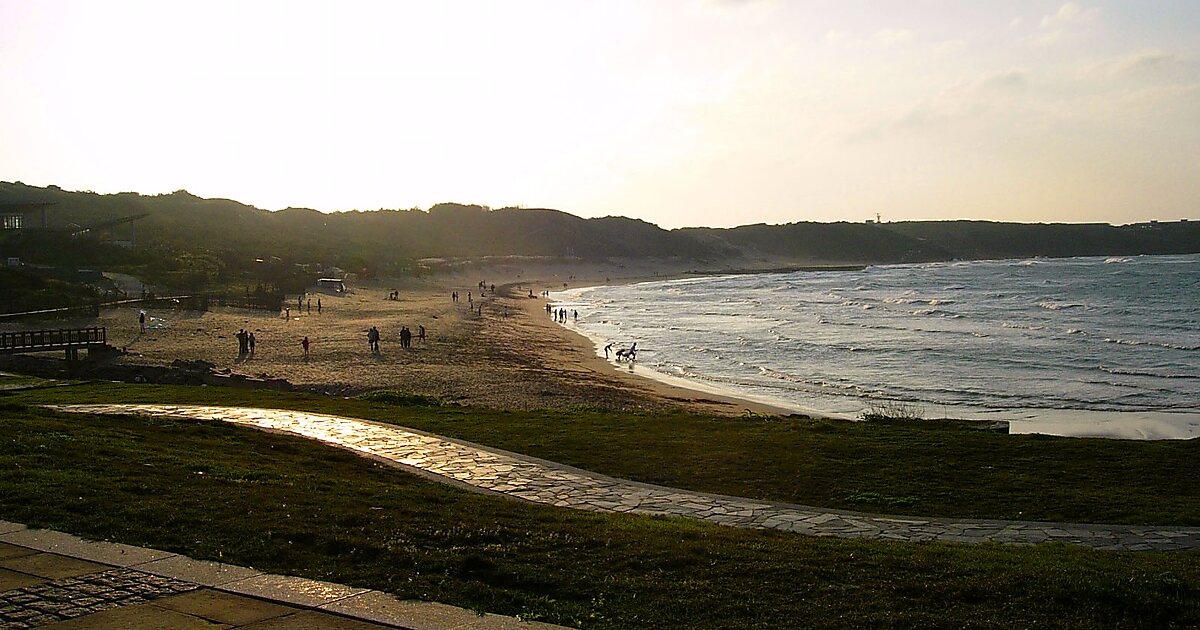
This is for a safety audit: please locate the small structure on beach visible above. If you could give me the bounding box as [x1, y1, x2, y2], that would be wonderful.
[316, 278, 346, 293]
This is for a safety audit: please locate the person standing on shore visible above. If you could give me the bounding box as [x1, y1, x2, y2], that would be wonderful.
[139, 311, 146, 333]
[317, 297, 322, 313]
[248, 332, 256, 355]
[418, 324, 425, 343]
[604, 342, 612, 359]
[301, 336, 310, 359]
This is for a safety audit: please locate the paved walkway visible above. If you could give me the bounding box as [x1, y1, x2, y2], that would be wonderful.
[53, 404, 1200, 552]
[0, 520, 564, 629]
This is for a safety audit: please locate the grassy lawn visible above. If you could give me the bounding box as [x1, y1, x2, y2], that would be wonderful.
[0, 402, 1196, 628]
[0, 373, 51, 390]
[8, 382, 1200, 525]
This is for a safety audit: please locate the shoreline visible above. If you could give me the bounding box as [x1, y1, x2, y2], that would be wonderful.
[4, 257, 1194, 436]
[541, 270, 1200, 440]
[499, 277, 808, 418]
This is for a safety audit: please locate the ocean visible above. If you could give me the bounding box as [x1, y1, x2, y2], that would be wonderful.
[551, 254, 1200, 439]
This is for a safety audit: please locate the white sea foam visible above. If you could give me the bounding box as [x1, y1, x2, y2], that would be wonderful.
[554, 254, 1200, 439]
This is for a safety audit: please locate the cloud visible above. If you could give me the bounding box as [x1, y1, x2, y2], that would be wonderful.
[1040, 2, 1098, 29]
[824, 28, 915, 49]
[846, 68, 1032, 142]
[934, 39, 967, 55]
[874, 28, 914, 46]
[1086, 50, 1183, 79]
[1034, 2, 1099, 45]
[824, 29, 852, 45]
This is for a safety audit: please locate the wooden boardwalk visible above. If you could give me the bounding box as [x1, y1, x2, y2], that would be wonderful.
[0, 327, 108, 360]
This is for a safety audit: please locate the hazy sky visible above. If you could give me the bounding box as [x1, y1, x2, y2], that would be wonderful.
[2, 1, 1197, 228]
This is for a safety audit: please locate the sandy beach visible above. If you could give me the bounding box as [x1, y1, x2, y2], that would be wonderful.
[1, 261, 800, 417]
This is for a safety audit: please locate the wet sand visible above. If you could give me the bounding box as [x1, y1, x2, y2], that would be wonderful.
[2, 263, 800, 416]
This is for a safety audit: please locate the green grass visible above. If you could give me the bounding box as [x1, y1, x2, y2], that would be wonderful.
[8, 382, 1199, 525]
[0, 402, 1196, 628]
[0, 374, 48, 390]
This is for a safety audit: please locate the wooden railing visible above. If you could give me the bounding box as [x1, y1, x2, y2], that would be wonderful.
[0, 327, 106, 354]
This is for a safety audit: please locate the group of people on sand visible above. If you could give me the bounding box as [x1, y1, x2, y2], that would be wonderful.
[236, 329, 256, 357]
[366, 323, 425, 353]
[604, 341, 637, 362]
[546, 305, 577, 323]
[284, 295, 322, 319]
[296, 294, 321, 313]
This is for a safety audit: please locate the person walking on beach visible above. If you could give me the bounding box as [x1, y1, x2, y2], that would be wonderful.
[139, 310, 146, 333]
[417, 324, 425, 343]
[317, 297, 322, 313]
[301, 336, 310, 359]
[604, 342, 613, 359]
[248, 332, 256, 355]
[236, 329, 247, 356]
[307, 299, 311, 313]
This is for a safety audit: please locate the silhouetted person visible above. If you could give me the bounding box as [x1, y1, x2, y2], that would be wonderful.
[302, 336, 310, 359]
[418, 325, 425, 342]
[317, 298, 322, 313]
[307, 299, 311, 313]
[248, 332, 256, 355]
[139, 311, 146, 333]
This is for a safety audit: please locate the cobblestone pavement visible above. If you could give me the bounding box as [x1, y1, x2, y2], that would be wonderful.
[0, 568, 197, 628]
[54, 404, 1200, 552]
[0, 522, 567, 629]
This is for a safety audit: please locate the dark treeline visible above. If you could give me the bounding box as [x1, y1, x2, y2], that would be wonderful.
[2, 183, 1197, 288]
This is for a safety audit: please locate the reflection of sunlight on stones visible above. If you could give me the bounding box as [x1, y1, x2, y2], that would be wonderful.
[45, 404, 1200, 552]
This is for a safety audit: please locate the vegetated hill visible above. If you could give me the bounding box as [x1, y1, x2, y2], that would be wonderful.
[681, 222, 954, 264]
[2, 183, 1197, 276]
[884, 220, 1200, 259]
[0, 184, 718, 268]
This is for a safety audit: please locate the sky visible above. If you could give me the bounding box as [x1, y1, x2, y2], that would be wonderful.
[1, 1, 1197, 228]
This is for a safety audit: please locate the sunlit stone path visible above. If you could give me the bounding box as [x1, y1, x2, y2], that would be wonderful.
[52, 404, 1200, 552]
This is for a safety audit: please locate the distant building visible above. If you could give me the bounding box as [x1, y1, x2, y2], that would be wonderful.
[1, 202, 53, 230]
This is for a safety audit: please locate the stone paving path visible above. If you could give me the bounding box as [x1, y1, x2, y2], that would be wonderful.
[53, 404, 1200, 552]
[0, 520, 566, 629]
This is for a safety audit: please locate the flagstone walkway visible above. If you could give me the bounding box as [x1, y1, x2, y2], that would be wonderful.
[52, 404, 1200, 552]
